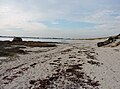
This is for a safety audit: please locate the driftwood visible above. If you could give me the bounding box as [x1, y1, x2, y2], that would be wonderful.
[97, 34, 120, 47]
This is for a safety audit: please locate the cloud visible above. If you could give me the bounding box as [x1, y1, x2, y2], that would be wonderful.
[0, 0, 120, 38]
[0, 5, 47, 35]
[84, 10, 120, 37]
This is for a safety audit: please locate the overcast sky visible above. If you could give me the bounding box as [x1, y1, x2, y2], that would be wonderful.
[0, 0, 120, 38]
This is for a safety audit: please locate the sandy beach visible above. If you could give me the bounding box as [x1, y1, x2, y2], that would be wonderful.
[0, 39, 120, 89]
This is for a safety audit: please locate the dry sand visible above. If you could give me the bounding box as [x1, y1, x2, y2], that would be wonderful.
[0, 40, 120, 89]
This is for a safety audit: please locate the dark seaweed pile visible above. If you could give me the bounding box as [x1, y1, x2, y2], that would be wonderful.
[0, 41, 56, 57]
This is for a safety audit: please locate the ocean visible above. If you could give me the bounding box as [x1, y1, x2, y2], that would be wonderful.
[0, 37, 66, 43]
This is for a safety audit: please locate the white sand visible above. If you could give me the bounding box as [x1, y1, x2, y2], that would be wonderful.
[0, 40, 120, 89]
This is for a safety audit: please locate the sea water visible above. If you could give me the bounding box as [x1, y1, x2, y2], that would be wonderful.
[0, 37, 66, 43]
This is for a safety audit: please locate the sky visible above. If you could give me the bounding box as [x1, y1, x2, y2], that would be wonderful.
[0, 0, 120, 38]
